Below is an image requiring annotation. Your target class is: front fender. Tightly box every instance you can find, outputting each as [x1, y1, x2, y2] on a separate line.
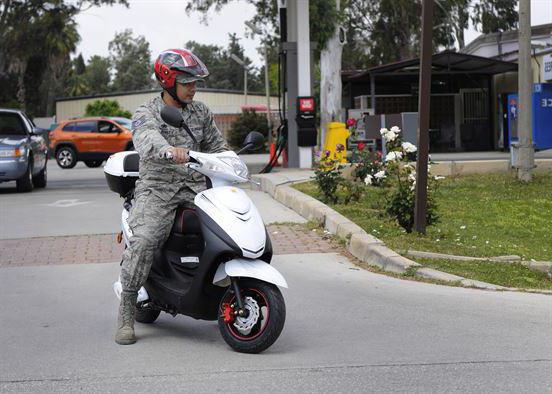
[213, 258, 288, 288]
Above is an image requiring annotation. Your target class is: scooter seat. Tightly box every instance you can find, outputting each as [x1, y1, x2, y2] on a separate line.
[172, 207, 201, 235]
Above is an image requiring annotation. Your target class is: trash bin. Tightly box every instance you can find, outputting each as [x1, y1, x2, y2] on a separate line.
[323, 122, 350, 164]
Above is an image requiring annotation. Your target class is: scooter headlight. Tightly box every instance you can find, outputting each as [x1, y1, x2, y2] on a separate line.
[220, 157, 249, 179]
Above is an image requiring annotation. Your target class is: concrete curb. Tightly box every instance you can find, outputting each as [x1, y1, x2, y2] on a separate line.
[252, 171, 543, 292]
[406, 250, 552, 278]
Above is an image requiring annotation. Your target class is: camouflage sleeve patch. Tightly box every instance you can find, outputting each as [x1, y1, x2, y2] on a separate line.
[132, 116, 147, 129]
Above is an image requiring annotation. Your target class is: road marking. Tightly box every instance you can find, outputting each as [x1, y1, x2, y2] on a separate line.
[43, 199, 92, 208]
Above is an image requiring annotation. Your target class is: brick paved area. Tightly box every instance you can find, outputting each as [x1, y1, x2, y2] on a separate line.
[0, 225, 336, 267]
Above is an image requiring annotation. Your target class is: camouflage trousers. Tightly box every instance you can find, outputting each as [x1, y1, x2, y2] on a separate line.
[120, 184, 196, 293]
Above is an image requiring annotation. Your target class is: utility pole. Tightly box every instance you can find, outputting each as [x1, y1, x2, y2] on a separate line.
[515, 0, 534, 181]
[413, 0, 434, 234]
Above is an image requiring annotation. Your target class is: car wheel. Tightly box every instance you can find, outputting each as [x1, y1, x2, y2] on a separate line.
[84, 160, 103, 168]
[16, 160, 34, 192]
[33, 162, 47, 188]
[56, 147, 77, 169]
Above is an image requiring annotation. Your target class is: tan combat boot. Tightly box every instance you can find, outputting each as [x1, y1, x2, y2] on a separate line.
[115, 291, 137, 345]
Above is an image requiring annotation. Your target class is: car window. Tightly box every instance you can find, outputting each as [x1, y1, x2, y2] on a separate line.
[73, 121, 97, 132]
[111, 118, 132, 128]
[98, 121, 119, 133]
[62, 123, 75, 132]
[0, 112, 27, 136]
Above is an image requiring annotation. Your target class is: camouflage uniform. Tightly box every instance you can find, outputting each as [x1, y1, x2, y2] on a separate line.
[120, 95, 228, 293]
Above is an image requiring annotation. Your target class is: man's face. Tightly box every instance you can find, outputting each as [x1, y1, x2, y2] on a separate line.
[176, 81, 196, 104]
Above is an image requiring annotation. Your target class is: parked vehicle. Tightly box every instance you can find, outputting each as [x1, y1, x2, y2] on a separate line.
[49, 117, 133, 169]
[0, 109, 48, 192]
[105, 106, 287, 354]
[108, 117, 133, 130]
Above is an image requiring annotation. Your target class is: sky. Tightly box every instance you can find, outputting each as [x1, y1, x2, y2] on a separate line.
[75, 0, 552, 69]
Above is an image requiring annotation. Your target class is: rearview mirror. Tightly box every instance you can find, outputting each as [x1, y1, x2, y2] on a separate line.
[160, 106, 183, 128]
[242, 131, 264, 151]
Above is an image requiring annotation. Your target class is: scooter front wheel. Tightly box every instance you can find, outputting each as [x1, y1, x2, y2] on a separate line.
[218, 279, 286, 354]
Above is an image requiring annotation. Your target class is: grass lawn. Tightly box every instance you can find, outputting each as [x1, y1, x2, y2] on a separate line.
[294, 172, 552, 262]
[417, 258, 552, 290]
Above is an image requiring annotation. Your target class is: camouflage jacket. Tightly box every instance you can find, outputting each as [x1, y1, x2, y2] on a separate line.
[131, 95, 229, 200]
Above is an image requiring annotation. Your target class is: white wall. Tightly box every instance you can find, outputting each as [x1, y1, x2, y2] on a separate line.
[56, 90, 279, 121]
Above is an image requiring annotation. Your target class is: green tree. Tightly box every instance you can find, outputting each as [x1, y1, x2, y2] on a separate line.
[0, 0, 128, 116]
[228, 109, 269, 150]
[471, 0, 517, 35]
[67, 53, 89, 97]
[84, 99, 132, 118]
[109, 29, 153, 92]
[83, 55, 112, 94]
[186, 34, 265, 92]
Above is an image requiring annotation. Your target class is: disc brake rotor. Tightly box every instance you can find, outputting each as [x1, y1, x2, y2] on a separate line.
[233, 296, 260, 333]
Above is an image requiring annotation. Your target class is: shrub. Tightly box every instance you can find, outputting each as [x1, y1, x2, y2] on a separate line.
[84, 99, 132, 118]
[314, 150, 343, 204]
[228, 109, 269, 151]
[378, 126, 440, 232]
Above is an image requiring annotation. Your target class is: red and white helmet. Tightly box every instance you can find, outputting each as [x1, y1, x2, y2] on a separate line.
[154, 49, 209, 90]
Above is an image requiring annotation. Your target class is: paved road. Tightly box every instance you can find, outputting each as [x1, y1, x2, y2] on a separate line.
[0, 159, 303, 240]
[0, 158, 551, 392]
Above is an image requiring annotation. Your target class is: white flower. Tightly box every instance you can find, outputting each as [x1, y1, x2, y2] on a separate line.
[434, 175, 445, 180]
[390, 126, 401, 133]
[385, 151, 403, 162]
[380, 127, 398, 141]
[386, 131, 398, 142]
[401, 141, 417, 153]
[408, 172, 417, 182]
[460, 225, 466, 230]
[364, 174, 373, 185]
[374, 170, 386, 179]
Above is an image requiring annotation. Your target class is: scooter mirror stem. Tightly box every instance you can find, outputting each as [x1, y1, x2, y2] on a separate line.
[236, 143, 253, 155]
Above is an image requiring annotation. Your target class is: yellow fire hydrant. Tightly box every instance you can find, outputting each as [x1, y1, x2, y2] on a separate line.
[323, 122, 350, 164]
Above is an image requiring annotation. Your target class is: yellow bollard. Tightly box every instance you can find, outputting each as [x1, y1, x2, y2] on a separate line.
[323, 122, 350, 164]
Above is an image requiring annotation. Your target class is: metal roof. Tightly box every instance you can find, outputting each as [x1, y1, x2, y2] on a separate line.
[345, 51, 518, 81]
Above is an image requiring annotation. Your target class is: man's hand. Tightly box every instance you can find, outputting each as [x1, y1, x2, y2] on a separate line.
[167, 147, 189, 164]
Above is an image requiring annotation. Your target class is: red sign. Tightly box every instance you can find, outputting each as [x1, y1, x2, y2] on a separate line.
[299, 97, 314, 112]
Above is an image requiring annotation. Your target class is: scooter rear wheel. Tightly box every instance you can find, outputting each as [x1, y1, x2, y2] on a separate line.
[218, 279, 285, 354]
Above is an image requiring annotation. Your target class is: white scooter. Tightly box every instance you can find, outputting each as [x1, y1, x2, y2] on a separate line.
[104, 106, 287, 353]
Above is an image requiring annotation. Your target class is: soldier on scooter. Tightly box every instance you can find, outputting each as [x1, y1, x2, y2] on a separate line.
[116, 49, 229, 345]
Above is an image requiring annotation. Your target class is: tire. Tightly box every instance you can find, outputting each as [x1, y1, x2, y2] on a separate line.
[16, 160, 34, 192]
[135, 303, 161, 324]
[56, 146, 77, 169]
[84, 160, 103, 168]
[218, 279, 286, 354]
[33, 162, 47, 188]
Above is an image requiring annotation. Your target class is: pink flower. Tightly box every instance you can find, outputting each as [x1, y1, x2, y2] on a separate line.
[346, 118, 357, 127]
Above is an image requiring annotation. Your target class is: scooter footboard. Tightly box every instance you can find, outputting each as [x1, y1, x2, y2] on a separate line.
[213, 258, 288, 288]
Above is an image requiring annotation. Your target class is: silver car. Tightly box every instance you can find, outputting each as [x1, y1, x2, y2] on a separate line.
[0, 108, 48, 192]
